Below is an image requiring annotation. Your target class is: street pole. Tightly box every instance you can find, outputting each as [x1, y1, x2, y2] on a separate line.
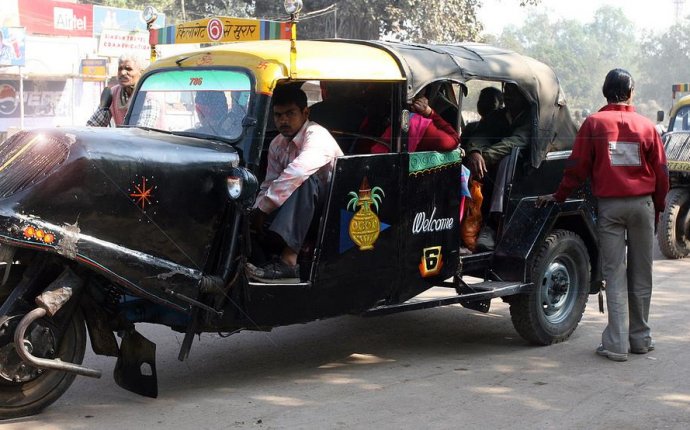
[19, 66, 24, 129]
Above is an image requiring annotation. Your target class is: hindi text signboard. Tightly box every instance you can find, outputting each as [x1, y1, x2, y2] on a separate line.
[150, 17, 291, 45]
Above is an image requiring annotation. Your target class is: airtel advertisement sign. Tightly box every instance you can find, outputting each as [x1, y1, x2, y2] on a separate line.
[19, 0, 93, 37]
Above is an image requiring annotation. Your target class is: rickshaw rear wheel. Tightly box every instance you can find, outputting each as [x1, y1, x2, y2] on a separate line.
[0, 262, 86, 420]
[509, 229, 590, 345]
[657, 188, 690, 259]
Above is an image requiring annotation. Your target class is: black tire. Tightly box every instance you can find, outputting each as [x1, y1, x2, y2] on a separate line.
[509, 229, 590, 345]
[657, 188, 690, 259]
[0, 280, 86, 419]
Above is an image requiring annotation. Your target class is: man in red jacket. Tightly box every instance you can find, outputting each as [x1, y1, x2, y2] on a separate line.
[536, 69, 669, 362]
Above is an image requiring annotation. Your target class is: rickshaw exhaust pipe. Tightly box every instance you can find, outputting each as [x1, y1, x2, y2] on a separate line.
[13, 267, 102, 379]
[14, 308, 102, 378]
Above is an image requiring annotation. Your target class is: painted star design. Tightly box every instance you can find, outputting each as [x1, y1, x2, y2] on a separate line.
[130, 176, 154, 210]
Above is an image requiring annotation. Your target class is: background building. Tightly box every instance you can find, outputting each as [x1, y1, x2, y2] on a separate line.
[0, 0, 171, 139]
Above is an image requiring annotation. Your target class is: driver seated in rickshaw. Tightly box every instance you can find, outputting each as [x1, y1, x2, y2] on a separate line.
[246, 85, 343, 283]
[463, 83, 531, 251]
[192, 91, 244, 138]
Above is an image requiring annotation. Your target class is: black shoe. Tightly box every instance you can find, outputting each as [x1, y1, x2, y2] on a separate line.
[475, 226, 495, 252]
[246, 258, 300, 284]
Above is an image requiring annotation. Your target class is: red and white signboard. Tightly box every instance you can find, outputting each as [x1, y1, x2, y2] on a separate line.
[18, 0, 93, 37]
[98, 29, 149, 58]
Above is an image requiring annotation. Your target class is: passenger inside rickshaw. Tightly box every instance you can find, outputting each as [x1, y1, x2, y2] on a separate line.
[461, 82, 532, 251]
[309, 80, 462, 155]
[368, 89, 459, 153]
[462, 87, 504, 142]
[425, 81, 461, 130]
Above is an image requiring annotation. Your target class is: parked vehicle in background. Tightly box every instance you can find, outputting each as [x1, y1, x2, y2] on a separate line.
[657, 84, 690, 258]
[667, 83, 690, 132]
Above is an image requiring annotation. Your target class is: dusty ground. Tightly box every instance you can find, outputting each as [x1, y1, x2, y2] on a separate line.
[5, 244, 690, 430]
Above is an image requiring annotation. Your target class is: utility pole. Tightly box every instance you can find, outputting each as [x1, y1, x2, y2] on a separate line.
[181, 0, 187, 21]
[674, 0, 686, 24]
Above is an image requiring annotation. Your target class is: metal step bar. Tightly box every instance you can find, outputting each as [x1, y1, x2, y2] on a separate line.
[362, 281, 531, 317]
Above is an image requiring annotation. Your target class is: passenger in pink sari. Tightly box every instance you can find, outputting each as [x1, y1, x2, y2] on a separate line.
[372, 95, 458, 153]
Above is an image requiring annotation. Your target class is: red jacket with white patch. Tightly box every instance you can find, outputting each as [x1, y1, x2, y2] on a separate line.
[553, 104, 669, 212]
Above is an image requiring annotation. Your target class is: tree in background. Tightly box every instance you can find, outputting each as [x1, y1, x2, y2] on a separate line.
[86, 0, 254, 20]
[496, 6, 640, 117]
[91, 0, 539, 42]
[637, 21, 690, 115]
[86, 1, 689, 121]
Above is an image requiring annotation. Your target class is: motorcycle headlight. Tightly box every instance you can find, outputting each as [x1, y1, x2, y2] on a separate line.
[284, 0, 303, 15]
[227, 167, 258, 203]
[142, 6, 159, 24]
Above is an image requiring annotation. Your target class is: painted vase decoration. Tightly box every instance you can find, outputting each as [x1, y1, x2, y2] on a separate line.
[347, 177, 385, 251]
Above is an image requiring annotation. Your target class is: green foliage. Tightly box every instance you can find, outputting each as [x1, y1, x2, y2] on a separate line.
[384, 0, 483, 43]
[637, 22, 690, 114]
[91, 0, 537, 42]
[497, 6, 641, 116]
[86, 0, 254, 21]
[263, 0, 485, 41]
[493, 5, 690, 120]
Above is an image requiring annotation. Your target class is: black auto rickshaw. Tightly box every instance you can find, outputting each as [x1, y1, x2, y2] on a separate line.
[0, 8, 597, 419]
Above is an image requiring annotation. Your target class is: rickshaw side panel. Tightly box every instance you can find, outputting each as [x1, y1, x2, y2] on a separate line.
[242, 154, 402, 327]
[396, 151, 462, 303]
[314, 154, 402, 312]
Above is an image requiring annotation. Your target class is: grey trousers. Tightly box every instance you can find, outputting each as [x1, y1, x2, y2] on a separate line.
[597, 195, 655, 354]
[267, 175, 323, 252]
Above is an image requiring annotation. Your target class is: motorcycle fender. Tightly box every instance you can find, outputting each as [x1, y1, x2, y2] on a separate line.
[114, 328, 158, 398]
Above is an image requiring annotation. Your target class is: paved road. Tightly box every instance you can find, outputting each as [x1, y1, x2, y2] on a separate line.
[6, 244, 690, 429]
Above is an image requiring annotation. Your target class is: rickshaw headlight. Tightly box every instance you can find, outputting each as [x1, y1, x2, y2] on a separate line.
[284, 0, 303, 14]
[227, 167, 258, 202]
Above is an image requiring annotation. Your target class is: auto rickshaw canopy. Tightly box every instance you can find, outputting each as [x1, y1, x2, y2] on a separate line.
[147, 39, 574, 167]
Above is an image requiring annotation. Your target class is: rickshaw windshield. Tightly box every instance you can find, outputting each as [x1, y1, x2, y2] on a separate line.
[670, 105, 690, 131]
[128, 69, 253, 141]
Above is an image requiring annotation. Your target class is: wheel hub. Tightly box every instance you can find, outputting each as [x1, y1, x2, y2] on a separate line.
[0, 315, 55, 383]
[542, 261, 571, 317]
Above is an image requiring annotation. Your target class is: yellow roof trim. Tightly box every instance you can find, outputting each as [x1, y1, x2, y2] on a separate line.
[149, 40, 405, 94]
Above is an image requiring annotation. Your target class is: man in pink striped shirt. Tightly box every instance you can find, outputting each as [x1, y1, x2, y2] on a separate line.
[246, 85, 343, 283]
